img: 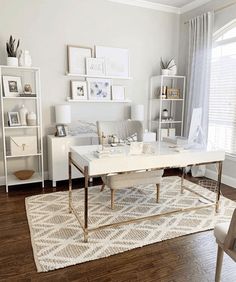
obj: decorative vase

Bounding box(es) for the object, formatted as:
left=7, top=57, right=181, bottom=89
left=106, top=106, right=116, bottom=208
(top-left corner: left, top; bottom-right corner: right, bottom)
left=7, top=57, right=18, bottom=67
left=161, top=69, right=169, bottom=75
left=19, top=50, right=32, bottom=67
left=27, top=111, right=37, bottom=126
left=169, top=65, right=177, bottom=76
left=19, top=104, right=28, bottom=126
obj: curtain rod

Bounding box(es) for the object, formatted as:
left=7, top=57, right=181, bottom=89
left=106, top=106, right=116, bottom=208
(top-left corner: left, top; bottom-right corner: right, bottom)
left=184, top=1, right=236, bottom=25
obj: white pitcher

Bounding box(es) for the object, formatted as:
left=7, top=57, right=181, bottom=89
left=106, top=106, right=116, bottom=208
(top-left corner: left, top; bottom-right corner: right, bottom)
left=19, top=50, right=32, bottom=67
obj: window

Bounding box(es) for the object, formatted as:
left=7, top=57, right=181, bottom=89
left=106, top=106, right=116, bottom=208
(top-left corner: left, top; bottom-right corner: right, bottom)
left=208, top=21, right=236, bottom=157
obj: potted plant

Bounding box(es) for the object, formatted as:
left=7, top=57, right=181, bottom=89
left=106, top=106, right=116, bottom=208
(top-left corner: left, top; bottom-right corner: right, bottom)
left=160, top=58, right=177, bottom=75
left=6, top=35, right=20, bottom=66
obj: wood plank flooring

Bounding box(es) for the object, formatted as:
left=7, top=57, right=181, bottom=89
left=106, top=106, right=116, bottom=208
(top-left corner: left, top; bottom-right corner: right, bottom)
left=0, top=171, right=236, bottom=282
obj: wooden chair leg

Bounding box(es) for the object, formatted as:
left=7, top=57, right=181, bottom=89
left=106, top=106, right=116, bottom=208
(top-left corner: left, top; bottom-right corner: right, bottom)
left=156, top=183, right=160, bottom=203
left=100, top=183, right=105, bottom=192
left=215, top=246, right=224, bottom=282
left=111, top=189, right=115, bottom=210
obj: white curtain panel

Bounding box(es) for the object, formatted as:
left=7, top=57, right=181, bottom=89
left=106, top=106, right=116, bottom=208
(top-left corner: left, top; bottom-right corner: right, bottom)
left=185, top=11, right=214, bottom=141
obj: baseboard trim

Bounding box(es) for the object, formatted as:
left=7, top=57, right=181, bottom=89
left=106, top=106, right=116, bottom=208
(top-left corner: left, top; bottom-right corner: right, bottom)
left=205, top=169, right=236, bottom=189
left=0, top=171, right=49, bottom=187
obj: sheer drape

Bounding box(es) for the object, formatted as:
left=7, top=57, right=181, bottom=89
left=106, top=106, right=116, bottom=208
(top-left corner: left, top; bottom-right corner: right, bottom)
left=185, top=11, right=214, bottom=141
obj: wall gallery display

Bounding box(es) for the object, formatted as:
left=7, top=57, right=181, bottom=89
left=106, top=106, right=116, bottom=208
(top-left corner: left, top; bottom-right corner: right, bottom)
left=86, top=58, right=105, bottom=76
left=87, top=78, right=111, bottom=100
left=95, top=46, right=129, bottom=77
left=71, top=81, right=88, bottom=100
left=112, top=85, right=125, bottom=100
left=67, top=45, right=92, bottom=75
left=3, top=76, right=22, bottom=97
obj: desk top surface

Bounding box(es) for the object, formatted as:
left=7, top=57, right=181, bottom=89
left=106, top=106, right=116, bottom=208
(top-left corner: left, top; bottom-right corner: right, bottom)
left=70, top=142, right=225, bottom=176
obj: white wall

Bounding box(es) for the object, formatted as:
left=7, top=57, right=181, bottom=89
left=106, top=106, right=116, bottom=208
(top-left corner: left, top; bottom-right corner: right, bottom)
left=179, top=0, right=236, bottom=187
left=0, top=0, right=180, bottom=179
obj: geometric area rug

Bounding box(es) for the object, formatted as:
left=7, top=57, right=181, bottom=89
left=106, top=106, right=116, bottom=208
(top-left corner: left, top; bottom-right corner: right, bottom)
left=25, top=176, right=236, bottom=272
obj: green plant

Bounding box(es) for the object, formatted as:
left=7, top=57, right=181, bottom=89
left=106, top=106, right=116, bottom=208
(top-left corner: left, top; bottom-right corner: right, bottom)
left=160, top=57, right=176, bottom=69
left=6, top=35, right=20, bottom=57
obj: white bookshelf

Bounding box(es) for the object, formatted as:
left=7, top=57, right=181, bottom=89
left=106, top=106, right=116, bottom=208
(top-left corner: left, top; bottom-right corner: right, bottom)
left=0, top=65, right=44, bottom=192
left=148, top=75, right=186, bottom=142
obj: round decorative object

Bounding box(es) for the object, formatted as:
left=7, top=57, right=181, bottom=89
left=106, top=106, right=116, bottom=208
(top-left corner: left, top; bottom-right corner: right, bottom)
left=19, top=104, right=28, bottom=126
left=7, top=57, right=18, bottom=67
left=14, top=170, right=35, bottom=180
left=27, top=111, right=37, bottom=126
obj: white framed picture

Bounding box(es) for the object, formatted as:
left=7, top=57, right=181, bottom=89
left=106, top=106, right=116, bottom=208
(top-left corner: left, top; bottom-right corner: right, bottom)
left=86, top=58, right=105, bottom=76
left=95, top=46, right=130, bottom=78
left=87, top=78, right=111, bottom=100
left=71, top=81, right=88, bottom=100
left=3, top=76, right=22, bottom=97
left=112, top=85, right=125, bottom=100
left=8, top=112, right=21, bottom=126
left=67, top=45, right=92, bottom=75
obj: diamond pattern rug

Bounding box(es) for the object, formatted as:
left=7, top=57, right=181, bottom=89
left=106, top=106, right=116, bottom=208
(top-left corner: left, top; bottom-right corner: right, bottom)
left=25, top=176, right=236, bottom=272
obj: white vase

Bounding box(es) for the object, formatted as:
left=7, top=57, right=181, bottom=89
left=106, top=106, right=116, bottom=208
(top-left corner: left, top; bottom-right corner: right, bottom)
left=169, top=65, right=177, bottom=76
left=27, top=112, right=37, bottom=126
left=19, top=50, right=32, bottom=67
left=19, top=105, right=28, bottom=126
left=161, top=69, right=169, bottom=75
left=7, top=57, right=18, bottom=67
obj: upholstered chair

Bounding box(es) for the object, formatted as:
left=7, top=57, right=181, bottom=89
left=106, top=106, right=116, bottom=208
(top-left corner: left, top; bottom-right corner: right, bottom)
left=97, top=120, right=163, bottom=209
left=214, top=208, right=236, bottom=282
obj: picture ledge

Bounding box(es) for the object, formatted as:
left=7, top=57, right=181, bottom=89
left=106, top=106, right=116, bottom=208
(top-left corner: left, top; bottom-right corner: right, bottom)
left=66, top=72, right=133, bottom=80
left=66, top=98, right=132, bottom=103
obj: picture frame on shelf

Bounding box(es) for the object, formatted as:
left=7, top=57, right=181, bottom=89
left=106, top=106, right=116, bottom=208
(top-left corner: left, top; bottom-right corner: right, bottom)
left=86, top=58, right=105, bottom=76
left=8, top=112, right=21, bottom=126
left=67, top=45, right=93, bottom=75
left=56, top=124, right=66, bottom=137
left=87, top=78, right=111, bottom=100
left=112, top=85, right=125, bottom=100
left=166, top=88, right=180, bottom=99
left=3, top=76, right=22, bottom=97
left=71, top=81, right=88, bottom=100
left=95, top=46, right=129, bottom=78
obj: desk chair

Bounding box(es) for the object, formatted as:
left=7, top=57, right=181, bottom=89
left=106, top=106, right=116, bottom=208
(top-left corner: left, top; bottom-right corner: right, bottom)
left=214, top=208, right=236, bottom=282
left=97, top=120, right=163, bottom=209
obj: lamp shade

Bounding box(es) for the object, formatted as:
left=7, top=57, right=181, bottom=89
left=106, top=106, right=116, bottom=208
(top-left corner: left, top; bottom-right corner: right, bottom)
left=55, top=104, right=71, bottom=124
left=131, top=104, right=144, bottom=121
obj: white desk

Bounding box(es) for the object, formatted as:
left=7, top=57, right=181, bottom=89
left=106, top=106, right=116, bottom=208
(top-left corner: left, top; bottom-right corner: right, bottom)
left=69, top=142, right=225, bottom=242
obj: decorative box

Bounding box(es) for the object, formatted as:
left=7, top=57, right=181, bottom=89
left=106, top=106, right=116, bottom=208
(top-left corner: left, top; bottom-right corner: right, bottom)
left=10, top=136, right=38, bottom=156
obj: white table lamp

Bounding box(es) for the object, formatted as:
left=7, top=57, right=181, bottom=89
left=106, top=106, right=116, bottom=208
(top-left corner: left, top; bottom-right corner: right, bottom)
left=55, top=104, right=71, bottom=137
left=55, top=104, right=71, bottom=124
left=131, top=104, right=144, bottom=121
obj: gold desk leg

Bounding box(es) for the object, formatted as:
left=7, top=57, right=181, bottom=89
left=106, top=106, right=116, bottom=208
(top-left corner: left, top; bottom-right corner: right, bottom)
left=84, top=166, right=89, bottom=243
left=68, top=152, right=72, bottom=214
left=216, top=161, right=223, bottom=213
left=156, top=183, right=160, bottom=203
left=181, top=167, right=185, bottom=194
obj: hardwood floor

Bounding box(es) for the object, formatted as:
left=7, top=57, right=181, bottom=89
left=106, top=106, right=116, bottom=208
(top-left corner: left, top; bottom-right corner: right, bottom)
left=0, top=171, right=236, bottom=282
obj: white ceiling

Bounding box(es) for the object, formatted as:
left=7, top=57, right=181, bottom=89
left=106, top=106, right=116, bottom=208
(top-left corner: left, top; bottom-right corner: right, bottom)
left=146, top=0, right=198, bottom=8
left=108, top=0, right=212, bottom=14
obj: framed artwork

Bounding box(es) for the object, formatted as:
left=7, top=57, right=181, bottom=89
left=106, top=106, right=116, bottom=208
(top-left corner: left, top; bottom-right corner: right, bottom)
left=56, top=124, right=66, bottom=137
left=71, top=81, right=88, bottom=100
left=95, top=46, right=130, bottom=77
left=67, top=45, right=93, bottom=75
left=87, top=78, right=111, bottom=100
left=8, top=112, right=21, bottom=126
left=112, top=85, right=125, bottom=100
left=86, top=58, right=105, bottom=76
left=3, top=76, right=22, bottom=97
left=166, top=88, right=180, bottom=99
